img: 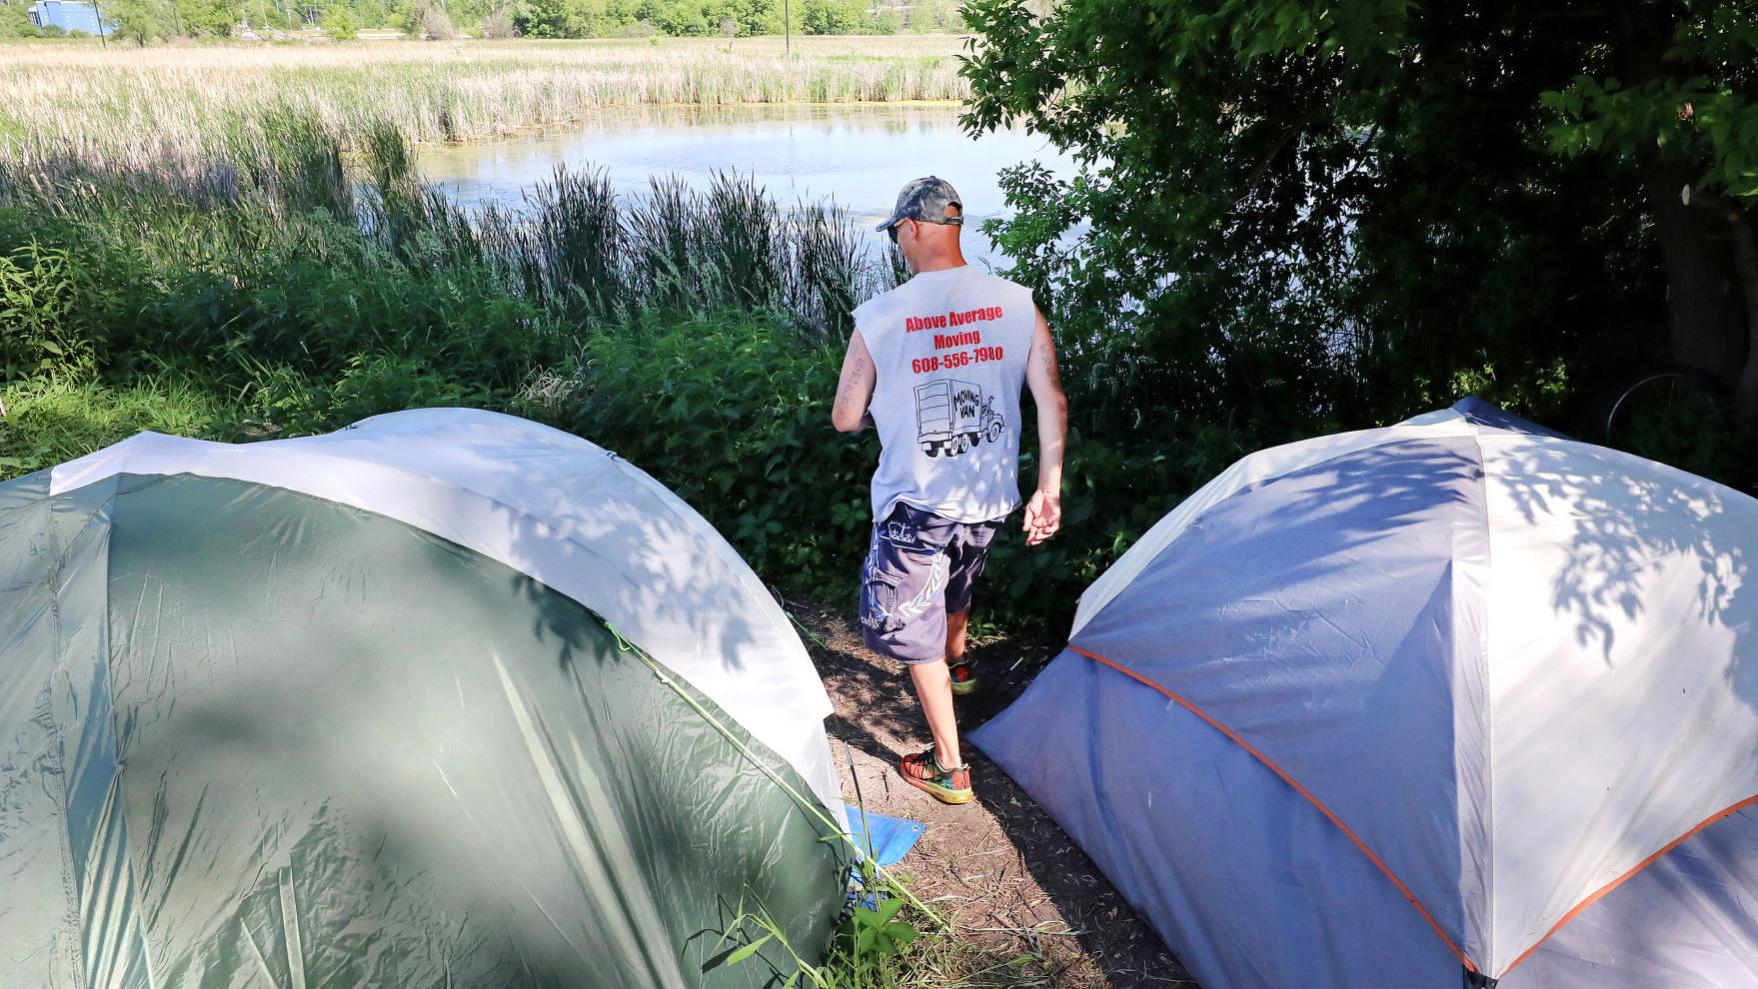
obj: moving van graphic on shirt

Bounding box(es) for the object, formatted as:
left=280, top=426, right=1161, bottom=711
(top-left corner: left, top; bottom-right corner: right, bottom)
left=915, top=379, right=1005, bottom=458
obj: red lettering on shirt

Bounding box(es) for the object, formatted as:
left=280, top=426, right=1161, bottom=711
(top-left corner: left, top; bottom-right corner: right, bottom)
left=905, top=306, right=1003, bottom=333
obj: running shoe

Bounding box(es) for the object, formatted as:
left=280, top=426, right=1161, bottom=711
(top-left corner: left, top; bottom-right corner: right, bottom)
left=898, top=750, right=973, bottom=804
left=949, top=661, right=979, bottom=696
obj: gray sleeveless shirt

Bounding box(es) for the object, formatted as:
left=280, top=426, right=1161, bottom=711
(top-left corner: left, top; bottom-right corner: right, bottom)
left=852, top=265, right=1036, bottom=523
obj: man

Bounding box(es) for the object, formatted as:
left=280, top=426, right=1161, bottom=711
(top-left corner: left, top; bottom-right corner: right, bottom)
left=832, top=176, right=1068, bottom=805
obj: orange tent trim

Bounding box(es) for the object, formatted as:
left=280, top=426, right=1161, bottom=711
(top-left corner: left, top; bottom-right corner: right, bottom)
left=1067, top=644, right=1481, bottom=975
left=1072, top=644, right=1758, bottom=981
left=1501, top=792, right=1758, bottom=976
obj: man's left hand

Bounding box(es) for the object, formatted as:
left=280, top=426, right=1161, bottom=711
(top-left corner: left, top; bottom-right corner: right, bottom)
left=1023, top=490, right=1061, bottom=546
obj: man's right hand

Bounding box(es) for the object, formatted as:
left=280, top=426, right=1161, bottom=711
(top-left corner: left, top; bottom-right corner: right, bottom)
left=1023, top=489, right=1061, bottom=546
left=1023, top=307, right=1067, bottom=547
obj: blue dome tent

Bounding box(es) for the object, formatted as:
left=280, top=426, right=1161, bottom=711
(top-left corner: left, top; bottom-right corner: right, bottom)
left=976, top=400, right=1758, bottom=988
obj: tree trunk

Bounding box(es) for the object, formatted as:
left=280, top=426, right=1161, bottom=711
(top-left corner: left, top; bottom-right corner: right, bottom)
left=1724, top=204, right=1758, bottom=438
left=1640, top=157, right=1752, bottom=385
left=1619, top=2, right=1755, bottom=434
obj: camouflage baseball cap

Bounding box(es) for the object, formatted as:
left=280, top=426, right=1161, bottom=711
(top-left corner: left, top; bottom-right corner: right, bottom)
left=875, top=176, right=964, bottom=232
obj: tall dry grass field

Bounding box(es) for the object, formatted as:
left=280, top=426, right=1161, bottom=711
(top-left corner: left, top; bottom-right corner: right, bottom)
left=0, top=37, right=972, bottom=162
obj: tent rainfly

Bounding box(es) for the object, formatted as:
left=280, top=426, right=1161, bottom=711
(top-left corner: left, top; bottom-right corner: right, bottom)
left=0, top=408, right=851, bottom=988
left=974, top=398, right=1758, bottom=989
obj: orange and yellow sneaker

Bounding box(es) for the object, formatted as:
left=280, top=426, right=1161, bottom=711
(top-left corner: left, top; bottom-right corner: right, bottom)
left=899, top=750, right=973, bottom=805
left=949, top=661, right=979, bottom=697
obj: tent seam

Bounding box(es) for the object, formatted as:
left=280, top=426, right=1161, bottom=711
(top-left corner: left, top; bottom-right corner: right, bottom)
left=1470, top=429, right=1496, bottom=978
left=1071, top=422, right=1487, bottom=635
left=597, top=623, right=947, bottom=929
left=61, top=486, right=159, bottom=988
left=1499, top=793, right=1758, bottom=977
left=1066, top=644, right=1481, bottom=975
left=42, top=485, right=88, bottom=989
left=95, top=490, right=159, bottom=989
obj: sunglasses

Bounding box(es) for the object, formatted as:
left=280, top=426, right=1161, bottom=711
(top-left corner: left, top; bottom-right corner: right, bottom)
left=887, top=218, right=910, bottom=245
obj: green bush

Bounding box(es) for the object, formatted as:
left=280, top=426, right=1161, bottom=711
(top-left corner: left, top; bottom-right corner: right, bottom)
left=0, top=3, right=43, bottom=36
left=0, top=237, right=85, bottom=381
left=177, top=0, right=240, bottom=36
left=799, top=0, right=860, bottom=35
left=249, top=354, right=492, bottom=435
left=514, top=0, right=605, bottom=37
left=906, top=0, right=958, bottom=32
left=106, top=0, right=164, bottom=44
left=322, top=4, right=360, bottom=38
left=502, top=0, right=795, bottom=38
left=0, top=374, right=242, bottom=478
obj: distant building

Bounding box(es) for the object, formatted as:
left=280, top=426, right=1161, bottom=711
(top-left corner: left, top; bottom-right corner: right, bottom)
left=27, top=0, right=112, bottom=35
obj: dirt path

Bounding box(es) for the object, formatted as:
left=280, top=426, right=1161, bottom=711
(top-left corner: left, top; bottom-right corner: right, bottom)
left=791, top=603, right=1198, bottom=989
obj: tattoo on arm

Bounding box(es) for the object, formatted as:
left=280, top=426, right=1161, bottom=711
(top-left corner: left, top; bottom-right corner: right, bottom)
left=836, top=367, right=860, bottom=408
left=833, top=330, right=876, bottom=428
left=1030, top=313, right=1063, bottom=393
left=1035, top=334, right=1062, bottom=391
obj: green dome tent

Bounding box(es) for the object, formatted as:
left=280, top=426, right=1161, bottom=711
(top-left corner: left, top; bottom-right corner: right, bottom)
left=0, top=408, right=851, bottom=988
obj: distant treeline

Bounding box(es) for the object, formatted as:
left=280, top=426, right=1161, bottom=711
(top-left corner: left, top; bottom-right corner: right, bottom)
left=512, top=0, right=963, bottom=39
left=0, top=0, right=963, bottom=42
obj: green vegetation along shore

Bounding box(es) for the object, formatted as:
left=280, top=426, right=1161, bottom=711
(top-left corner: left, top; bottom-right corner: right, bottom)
left=2, top=0, right=968, bottom=44
left=0, top=37, right=971, bottom=157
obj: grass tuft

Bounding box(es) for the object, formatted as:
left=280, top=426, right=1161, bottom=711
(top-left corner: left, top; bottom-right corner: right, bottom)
left=0, top=373, right=242, bottom=475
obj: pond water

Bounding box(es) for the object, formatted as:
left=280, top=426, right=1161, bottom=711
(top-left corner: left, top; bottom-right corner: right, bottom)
left=416, top=104, right=1079, bottom=274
